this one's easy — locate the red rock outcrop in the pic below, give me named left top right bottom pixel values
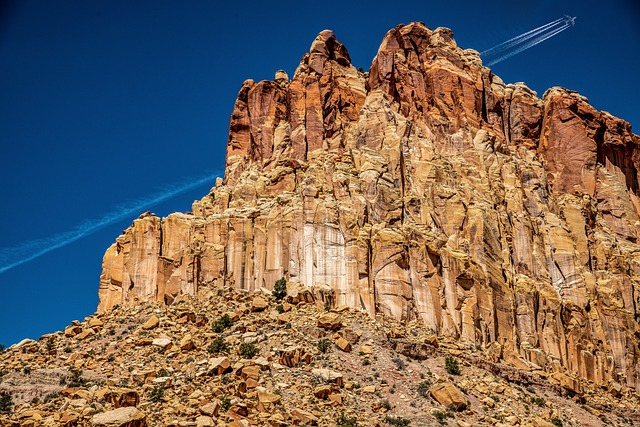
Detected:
left=98, top=23, right=640, bottom=392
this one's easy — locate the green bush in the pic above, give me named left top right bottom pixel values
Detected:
left=531, top=396, right=545, bottom=406
left=238, top=342, right=259, bottom=359
left=212, top=314, right=233, bottom=333
left=433, top=410, right=446, bottom=424
left=337, top=412, right=357, bottom=427
left=317, top=338, right=332, bottom=353
left=67, top=368, right=89, bottom=387
left=417, top=380, right=431, bottom=397
left=42, top=392, right=60, bottom=404
left=273, top=277, right=287, bottom=300
left=220, top=395, right=232, bottom=411
left=207, top=336, right=229, bottom=354
left=384, top=415, right=410, bottom=426
left=0, top=344, right=5, bottom=353
left=0, top=392, right=13, bottom=415
left=445, top=356, right=460, bottom=375
left=148, top=385, right=165, bottom=402
left=551, top=418, right=563, bottom=427
left=46, top=337, right=56, bottom=351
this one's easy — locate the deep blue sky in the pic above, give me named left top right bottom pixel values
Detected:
left=1, top=1, right=638, bottom=346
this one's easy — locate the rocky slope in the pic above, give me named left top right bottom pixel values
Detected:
left=97, top=21, right=640, bottom=396
left=1, top=286, right=639, bottom=426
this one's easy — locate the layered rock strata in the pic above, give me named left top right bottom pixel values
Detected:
left=98, top=23, right=640, bottom=391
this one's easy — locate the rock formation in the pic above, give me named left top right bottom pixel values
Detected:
left=97, top=23, right=640, bottom=392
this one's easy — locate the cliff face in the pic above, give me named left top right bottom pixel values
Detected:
left=98, top=23, right=640, bottom=392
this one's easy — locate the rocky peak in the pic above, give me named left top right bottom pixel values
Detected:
left=224, top=28, right=365, bottom=186
left=97, top=22, right=640, bottom=394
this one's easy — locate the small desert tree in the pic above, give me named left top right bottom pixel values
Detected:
left=273, top=277, right=287, bottom=301
left=0, top=392, right=13, bottom=415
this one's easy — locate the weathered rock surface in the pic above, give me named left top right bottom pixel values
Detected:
left=91, top=407, right=146, bottom=426
left=97, top=22, right=640, bottom=392
left=429, top=382, right=468, bottom=410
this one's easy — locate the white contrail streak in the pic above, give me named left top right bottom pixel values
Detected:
left=484, top=23, right=570, bottom=66
left=481, top=16, right=575, bottom=66
left=0, top=171, right=220, bottom=275
left=480, top=18, right=564, bottom=59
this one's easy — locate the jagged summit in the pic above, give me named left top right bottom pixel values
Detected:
left=95, top=21, right=640, bottom=398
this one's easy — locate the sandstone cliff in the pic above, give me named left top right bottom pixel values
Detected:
left=98, top=23, right=640, bottom=393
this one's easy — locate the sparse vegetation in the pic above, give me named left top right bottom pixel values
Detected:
left=276, top=304, right=284, bottom=313
left=273, top=277, right=287, bottom=300
left=0, top=392, right=13, bottom=415
left=551, top=418, right=563, bottom=427
left=392, top=357, right=406, bottom=370
left=433, top=410, right=447, bottom=424
left=220, top=395, right=232, bottom=411
left=22, top=366, right=32, bottom=375
left=63, top=345, right=72, bottom=353
left=532, top=396, right=545, bottom=406
left=382, top=399, right=392, bottom=410
left=148, top=385, right=165, bottom=402
left=445, top=356, right=460, bottom=375
left=384, top=415, right=411, bottom=426
left=0, top=344, right=5, bottom=353
left=317, top=338, right=332, bottom=353
left=43, top=392, right=60, bottom=404
left=338, top=412, right=357, bottom=427
left=46, top=336, right=56, bottom=351
left=207, top=336, right=229, bottom=354
left=67, top=368, right=89, bottom=387
left=212, top=314, right=233, bottom=333
left=417, top=380, right=431, bottom=398
left=238, top=342, right=259, bottom=359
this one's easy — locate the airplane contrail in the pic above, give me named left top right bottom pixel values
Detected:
left=481, top=16, right=576, bottom=66
left=481, top=18, right=565, bottom=58
left=0, top=171, right=220, bottom=275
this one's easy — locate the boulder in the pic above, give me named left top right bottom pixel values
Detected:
left=141, top=315, right=159, bottom=330
left=317, top=313, right=342, bottom=331
left=91, top=407, right=146, bottom=427
left=429, top=382, right=468, bottom=410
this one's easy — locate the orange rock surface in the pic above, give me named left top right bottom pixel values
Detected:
left=98, top=23, right=640, bottom=391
